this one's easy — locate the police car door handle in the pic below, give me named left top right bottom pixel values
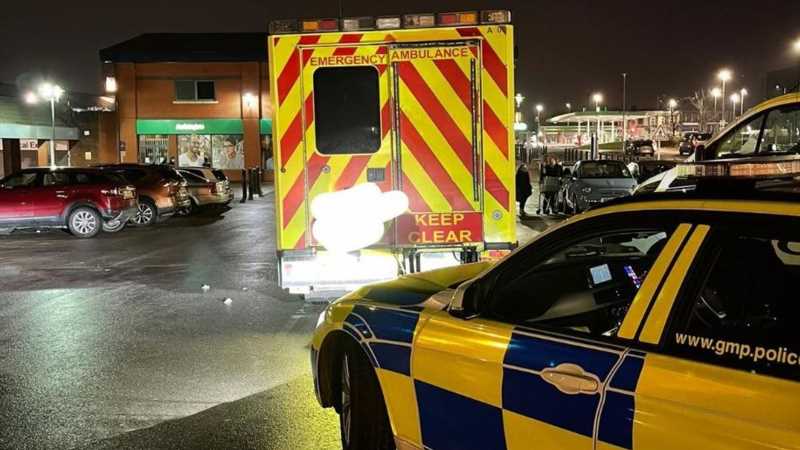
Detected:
left=540, top=363, right=600, bottom=395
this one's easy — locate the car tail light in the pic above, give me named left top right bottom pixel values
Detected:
left=101, top=188, right=121, bottom=197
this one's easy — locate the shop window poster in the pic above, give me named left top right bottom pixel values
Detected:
left=212, top=135, right=244, bottom=169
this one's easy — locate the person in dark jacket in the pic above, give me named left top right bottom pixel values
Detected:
left=516, top=163, right=532, bottom=219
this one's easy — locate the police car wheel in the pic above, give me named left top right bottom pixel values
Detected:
left=340, top=343, right=394, bottom=450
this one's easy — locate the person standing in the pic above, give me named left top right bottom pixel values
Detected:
left=516, top=163, right=532, bottom=219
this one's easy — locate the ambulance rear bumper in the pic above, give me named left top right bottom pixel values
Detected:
left=278, top=250, right=401, bottom=297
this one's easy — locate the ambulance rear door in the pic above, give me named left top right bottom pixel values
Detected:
left=298, top=40, right=394, bottom=249
left=390, top=41, right=484, bottom=248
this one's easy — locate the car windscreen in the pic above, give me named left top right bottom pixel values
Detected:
left=578, top=162, right=631, bottom=178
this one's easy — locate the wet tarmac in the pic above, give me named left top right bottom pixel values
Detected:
left=0, top=193, right=338, bottom=450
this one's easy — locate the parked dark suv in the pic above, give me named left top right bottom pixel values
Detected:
left=97, top=164, right=190, bottom=226
left=0, top=168, right=137, bottom=238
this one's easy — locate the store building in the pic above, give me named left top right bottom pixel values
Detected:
left=0, top=83, right=115, bottom=178
left=100, top=33, right=273, bottom=181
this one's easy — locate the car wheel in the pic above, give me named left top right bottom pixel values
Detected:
left=339, top=343, right=394, bottom=450
left=131, top=200, right=156, bottom=226
left=102, top=219, right=126, bottom=233
left=68, top=207, right=101, bottom=238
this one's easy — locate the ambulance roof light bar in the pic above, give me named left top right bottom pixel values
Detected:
left=269, top=10, right=511, bottom=34
left=437, top=11, right=478, bottom=26
left=676, top=157, right=800, bottom=179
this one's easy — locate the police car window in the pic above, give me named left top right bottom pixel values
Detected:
left=667, top=230, right=800, bottom=381
left=489, top=229, right=671, bottom=338
left=313, top=66, right=381, bottom=155
left=706, top=113, right=764, bottom=158
left=760, top=106, right=800, bottom=154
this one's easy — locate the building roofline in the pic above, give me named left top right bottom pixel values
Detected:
left=100, top=33, right=269, bottom=63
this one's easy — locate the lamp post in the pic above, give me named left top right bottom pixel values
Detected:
left=718, top=69, right=732, bottom=126
left=592, top=92, right=603, bottom=144
left=739, top=88, right=748, bottom=116
left=793, top=38, right=800, bottom=93
left=26, top=83, right=64, bottom=166
left=565, top=102, right=571, bottom=112
left=730, top=93, right=740, bottom=121
left=622, top=73, right=628, bottom=151
left=535, top=103, right=543, bottom=131
left=711, top=87, right=721, bottom=121
left=668, top=98, right=678, bottom=139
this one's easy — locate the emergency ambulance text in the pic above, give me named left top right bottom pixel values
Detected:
left=390, top=47, right=471, bottom=61
left=309, top=54, right=387, bottom=67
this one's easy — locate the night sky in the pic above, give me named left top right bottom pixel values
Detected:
left=1, top=0, right=798, bottom=116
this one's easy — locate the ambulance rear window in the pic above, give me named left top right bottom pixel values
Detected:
left=313, top=67, right=381, bottom=155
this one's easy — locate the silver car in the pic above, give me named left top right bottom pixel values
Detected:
left=559, top=160, right=637, bottom=213
left=177, top=168, right=233, bottom=214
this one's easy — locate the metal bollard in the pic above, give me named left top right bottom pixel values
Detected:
left=248, top=168, right=255, bottom=201
left=257, top=167, right=264, bottom=197
left=240, top=169, right=248, bottom=203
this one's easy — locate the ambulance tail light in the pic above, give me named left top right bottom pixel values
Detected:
left=269, top=19, right=298, bottom=34
left=342, top=16, right=375, bottom=31
left=301, top=18, right=339, bottom=33
left=403, top=13, right=436, bottom=28
left=480, top=10, right=512, bottom=24
left=437, top=11, right=478, bottom=26
left=376, top=16, right=402, bottom=30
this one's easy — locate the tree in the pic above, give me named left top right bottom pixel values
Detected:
left=689, top=89, right=710, bottom=132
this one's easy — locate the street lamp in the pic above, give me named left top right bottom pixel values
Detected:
left=668, top=98, right=678, bottom=138
left=730, top=93, right=740, bottom=120
left=592, top=93, right=603, bottom=144
left=793, top=38, right=800, bottom=93
left=711, top=87, right=722, bottom=120
left=565, top=102, right=572, bottom=112
left=514, top=93, right=525, bottom=109
left=718, top=69, right=732, bottom=125
left=739, top=88, right=748, bottom=116
left=26, top=82, right=64, bottom=166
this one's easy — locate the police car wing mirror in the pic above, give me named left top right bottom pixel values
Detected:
left=694, top=144, right=706, bottom=161
left=448, top=278, right=481, bottom=320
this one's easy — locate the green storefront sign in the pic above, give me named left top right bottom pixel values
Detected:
left=136, top=119, right=273, bottom=135
left=136, top=119, right=243, bottom=135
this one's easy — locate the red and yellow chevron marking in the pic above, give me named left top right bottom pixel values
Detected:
left=269, top=25, right=516, bottom=251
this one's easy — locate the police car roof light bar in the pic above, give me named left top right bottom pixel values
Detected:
left=676, top=157, right=800, bottom=180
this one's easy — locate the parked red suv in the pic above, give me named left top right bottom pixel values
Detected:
left=0, top=168, right=137, bottom=238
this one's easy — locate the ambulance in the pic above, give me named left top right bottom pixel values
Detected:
left=268, top=11, right=517, bottom=294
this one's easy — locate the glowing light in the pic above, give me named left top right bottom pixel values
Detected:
left=668, top=98, right=678, bottom=109
left=730, top=93, right=740, bottom=103
left=513, top=122, right=528, bottom=131
left=793, top=38, right=800, bottom=53
left=310, top=183, right=408, bottom=253
left=711, top=87, right=721, bottom=98
left=105, top=76, right=117, bottom=93
left=535, top=104, right=544, bottom=113
left=592, top=93, right=603, bottom=104
left=242, top=92, right=257, bottom=108
left=717, top=69, right=732, bottom=82
left=24, top=92, right=38, bottom=104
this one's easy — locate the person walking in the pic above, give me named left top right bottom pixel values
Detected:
left=516, top=163, right=532, bottom=219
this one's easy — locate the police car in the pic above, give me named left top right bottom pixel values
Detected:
left=636, top=92, right=800, bottom=194
left=311, top=156, right=800, bottom=450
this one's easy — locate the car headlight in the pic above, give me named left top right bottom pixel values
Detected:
left=581, top=186, right=593, bottom=194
